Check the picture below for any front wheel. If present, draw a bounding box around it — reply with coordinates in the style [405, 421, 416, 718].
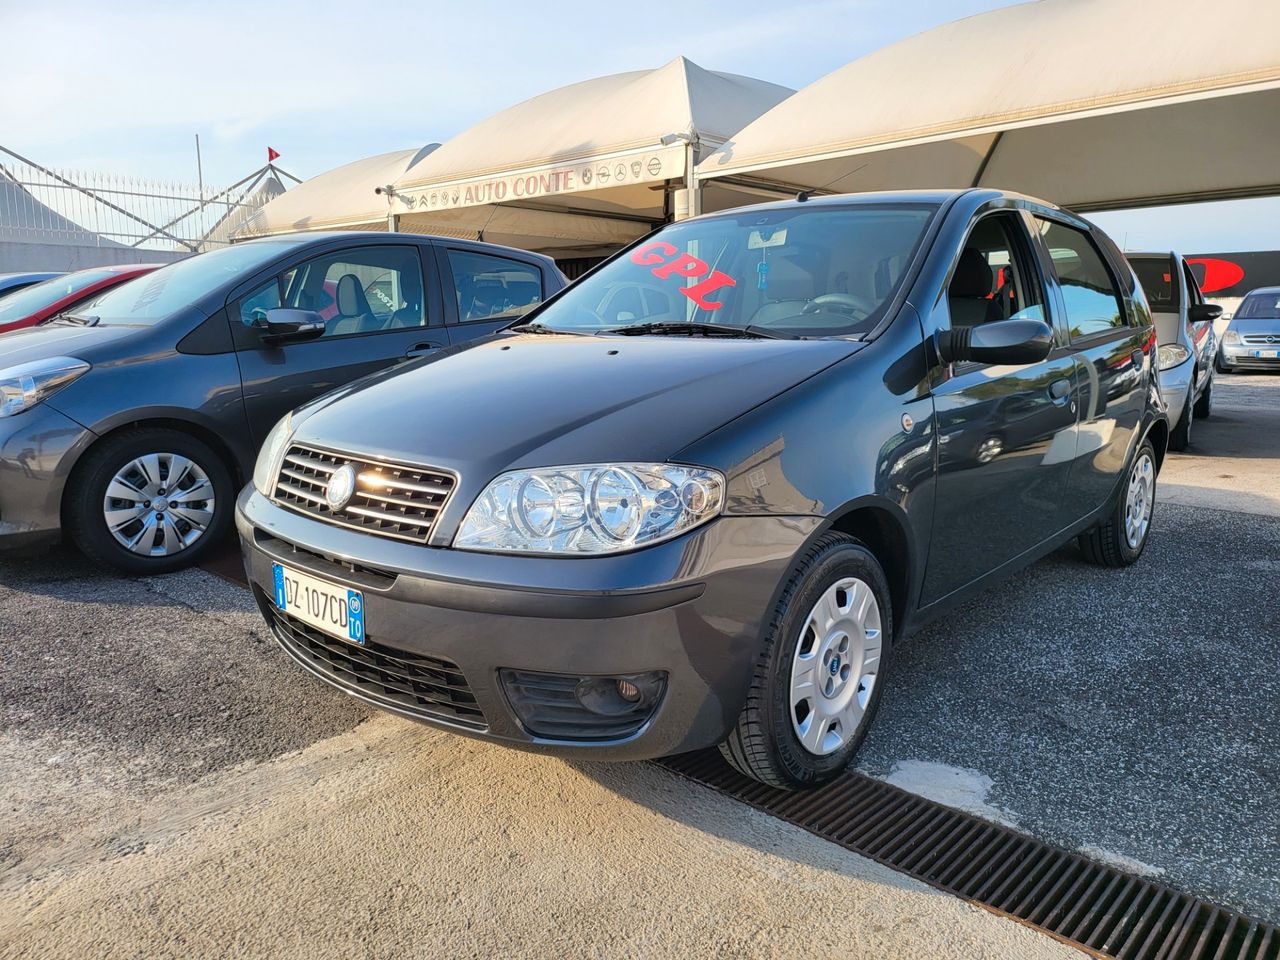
[1077, 438, 1157, 568]
[65, 427, 234, 575]
[720, 533, 892, 789]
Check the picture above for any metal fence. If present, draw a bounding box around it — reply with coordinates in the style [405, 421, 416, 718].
[0, 144, 295, 253]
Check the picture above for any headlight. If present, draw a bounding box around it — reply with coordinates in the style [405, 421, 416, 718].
[1223, 330, 1242, 345]
[1157, 344, 1190, 371]
[455, 462, 724, 555]
[0, 356, 90, 417]
[252, 412, 293, 497]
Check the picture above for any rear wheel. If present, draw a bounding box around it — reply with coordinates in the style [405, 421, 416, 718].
[1078, 439, 1156, 568]
[65, 427, 234, 575]
[720, 533, 892, 789]
[1193, 374, 1213, 419]
[1167, 388, 1193, 451]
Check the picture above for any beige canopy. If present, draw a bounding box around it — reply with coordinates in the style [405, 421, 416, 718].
[697, 0, 1280, 213]
[390, 58, 793, 257]
[235, 146, 438, 238]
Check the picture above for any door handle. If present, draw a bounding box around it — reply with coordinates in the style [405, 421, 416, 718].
[405, 343, 440, 359]
[1049, 377, 1071, 404]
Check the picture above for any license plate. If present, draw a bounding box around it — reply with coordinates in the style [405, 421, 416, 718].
[1251, 349, 1278, 358]
[272, 562, 365, 645]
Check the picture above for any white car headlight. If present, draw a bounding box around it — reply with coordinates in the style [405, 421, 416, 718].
[0, 356, 90, 417]
[455, 462, 724, 555]
[252, 412, 293, 497]
[1157, 344, 1190, 371]
[1223, 330, 1242, 345]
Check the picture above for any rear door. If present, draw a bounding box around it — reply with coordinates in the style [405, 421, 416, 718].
[1030, 215, 1152, 521]
[232, 242, 446, 443]
[434, 244, 555, 344]
[921, 207, 1081, 604]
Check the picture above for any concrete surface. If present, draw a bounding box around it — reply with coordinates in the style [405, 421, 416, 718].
[0, 562, 1074, 959]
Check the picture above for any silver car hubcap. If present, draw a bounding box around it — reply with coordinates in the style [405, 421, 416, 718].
[790, 577, 882, 756]
[103, 453, 216, 557]
[1124, 452, 1155, 549]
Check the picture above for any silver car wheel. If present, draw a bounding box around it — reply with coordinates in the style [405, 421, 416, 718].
[103, 452, 216, 557]
[790, 576, 883, 756]
[1123, 451, 1155, 550]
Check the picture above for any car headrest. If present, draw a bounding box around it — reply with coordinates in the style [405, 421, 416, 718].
[336, 274, 363, 316]
[951, 248, 994, 299]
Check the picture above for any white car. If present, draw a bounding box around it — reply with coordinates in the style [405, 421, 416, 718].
[1128, 252, 1221, 450]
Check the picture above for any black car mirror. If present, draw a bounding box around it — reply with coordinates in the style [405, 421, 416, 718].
[255, 308, 326, 344]
[937, 318, 1054, 366]
[1189, 303, 1222, 324]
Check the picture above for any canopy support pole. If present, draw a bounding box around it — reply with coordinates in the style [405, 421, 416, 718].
[971, 131, 1004, 188]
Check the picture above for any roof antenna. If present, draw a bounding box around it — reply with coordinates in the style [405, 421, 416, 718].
[794, 161, 871, 204]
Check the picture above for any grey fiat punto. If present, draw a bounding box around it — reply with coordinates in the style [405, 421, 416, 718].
[239, 189, 1168, 789]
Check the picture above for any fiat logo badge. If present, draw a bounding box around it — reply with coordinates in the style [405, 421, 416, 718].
[325, 463, 358, 510]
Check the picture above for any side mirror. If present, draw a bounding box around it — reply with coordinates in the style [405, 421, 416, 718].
[937, 318, 1054, 366]
[254, 308, 326, 343]
[1189, 303, 1222, 323]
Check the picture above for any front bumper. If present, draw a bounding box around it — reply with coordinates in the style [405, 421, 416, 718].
[237, 486, 819, 760]
[1220, 343, 1280, 369]
[0, 404, 96, 551]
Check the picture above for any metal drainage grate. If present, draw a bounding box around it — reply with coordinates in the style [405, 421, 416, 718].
[659, 751, 1278, 960]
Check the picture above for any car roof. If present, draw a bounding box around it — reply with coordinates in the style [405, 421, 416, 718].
[1125, 251, 1179, 260]
[231, 231, 558, 266]
[1243, 285, 1280, 296]
[685, 187, 1062, 222]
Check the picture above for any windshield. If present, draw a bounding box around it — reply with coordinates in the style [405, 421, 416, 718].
[1236, 292, 1280, 319]
[84, 242, 295, 324]
[535, 203, 938, 338]
[0, 269, 119, 326]
[1130, 258, 1178, 311]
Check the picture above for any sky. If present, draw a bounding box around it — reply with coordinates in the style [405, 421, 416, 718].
[1, 0, 1276, 253]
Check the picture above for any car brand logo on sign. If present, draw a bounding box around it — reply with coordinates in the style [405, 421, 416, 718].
[325, 463, 358, 511]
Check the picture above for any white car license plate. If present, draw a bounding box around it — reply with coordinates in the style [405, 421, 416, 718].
[272, 562, 365, 645]
[1252, 349, 1278, 358]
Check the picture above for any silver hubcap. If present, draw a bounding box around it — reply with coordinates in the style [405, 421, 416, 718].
[103, 453, 216, 557]
[790, 577, 882, 756]
[1124, 452, 1155, 549]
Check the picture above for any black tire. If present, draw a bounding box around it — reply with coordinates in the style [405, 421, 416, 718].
[1193, 374, 1213, 419]
[720, 533, 893, 790]
[1077, 438, 1157, 568]
[64, 427, 234, 576]
[1167, 390, 1192, 451]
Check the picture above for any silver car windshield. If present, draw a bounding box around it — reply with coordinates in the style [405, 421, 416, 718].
[1236, 292, 1280, 320]
[81, 243, 296, 325]
[535, 203, 938, 339]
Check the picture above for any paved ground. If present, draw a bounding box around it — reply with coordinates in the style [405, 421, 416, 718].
[1, 373, 1276, 957]
[858, 372, 1280, 924]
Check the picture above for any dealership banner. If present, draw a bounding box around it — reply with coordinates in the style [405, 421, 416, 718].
[392, 144, 686, 215]
[1188, 251, 1280, 298]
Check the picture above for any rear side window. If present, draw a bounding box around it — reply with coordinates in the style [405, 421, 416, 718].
[1131, 257, 1178, 312]
[1036, 219, 1127, 339]
[447, 250, 543, 322]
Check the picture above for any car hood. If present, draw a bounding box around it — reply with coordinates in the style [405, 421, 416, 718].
[293, 332, 860, 484]
[0, 322, 150, 367]
[1230, 318, 1280, 336]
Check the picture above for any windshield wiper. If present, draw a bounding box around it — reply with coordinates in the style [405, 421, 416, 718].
[596, 321, 797, 340]
[507, 321, 578, 335]
[51, 313, 100, 327]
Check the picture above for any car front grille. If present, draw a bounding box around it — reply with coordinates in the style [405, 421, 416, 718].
[1241, 334, 1280, 345]
[273, 444, 455, 544]
[265, 598, 486, 729]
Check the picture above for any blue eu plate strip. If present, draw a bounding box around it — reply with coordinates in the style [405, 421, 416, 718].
[272, 563, 286, 609]
[347, 590, 365, 645]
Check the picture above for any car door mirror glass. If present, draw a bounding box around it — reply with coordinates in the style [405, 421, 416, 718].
[256, 307, 326, 343]
[938, 318, 1054, 366]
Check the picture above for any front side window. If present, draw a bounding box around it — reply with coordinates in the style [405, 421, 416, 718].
[1036, 219, 1126, 339]
[531, 203, 939, 338]
[946, 213, 1046, 333]
[448, 250, 543, 322]
[237, 246, 426, 338]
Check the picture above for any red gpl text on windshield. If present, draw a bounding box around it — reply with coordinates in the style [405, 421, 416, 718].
[630, 241, 737, 310]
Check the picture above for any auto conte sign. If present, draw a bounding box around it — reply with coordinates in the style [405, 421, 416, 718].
[392, 145, 685, 214]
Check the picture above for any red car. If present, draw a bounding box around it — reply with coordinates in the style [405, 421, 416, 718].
[0, 263, 163, 333]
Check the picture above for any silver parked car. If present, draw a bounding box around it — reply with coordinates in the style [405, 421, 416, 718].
[1217, 286, 1280, 374]
[1129, 252, 1220, 451]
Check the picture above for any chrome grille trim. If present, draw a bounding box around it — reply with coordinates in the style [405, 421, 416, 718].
[272, 444, 457, 544]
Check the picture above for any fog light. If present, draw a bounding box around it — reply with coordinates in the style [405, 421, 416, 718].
[499, 668, 668, 741]
[616, 679, 641, 702]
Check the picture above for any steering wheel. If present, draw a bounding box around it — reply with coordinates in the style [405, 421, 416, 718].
[801, 293, 878, 319]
